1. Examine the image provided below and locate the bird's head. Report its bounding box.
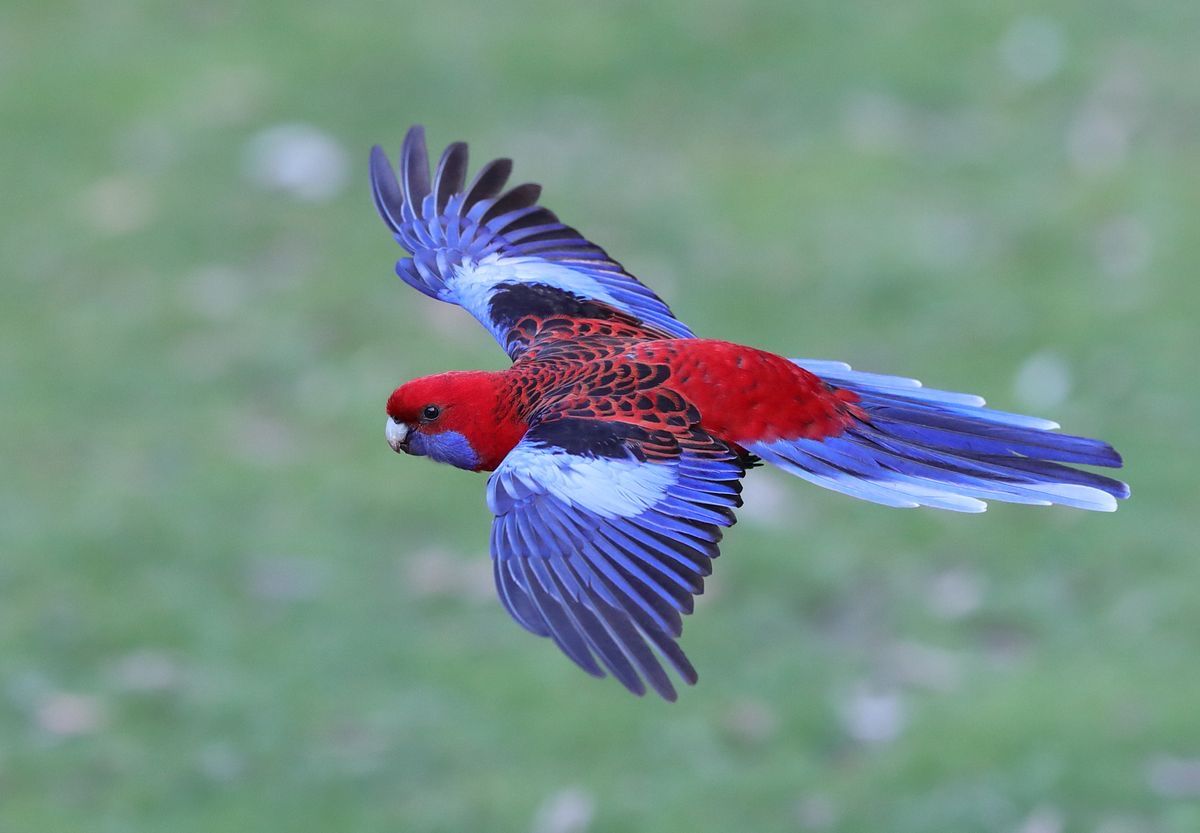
[385,371,524,472]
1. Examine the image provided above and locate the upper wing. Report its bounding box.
[370,126,694,359]
[486,417,747,700]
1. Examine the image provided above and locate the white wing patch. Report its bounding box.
[450,253,620,322]
[488,441,676,520]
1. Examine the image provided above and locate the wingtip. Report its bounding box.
[463,157,514,209]
[401,125,427,162]
[368,144,392,181]
[368,145,405,234]
[400,124,431,210]
[433,140,470,212]
[368,144,391,189]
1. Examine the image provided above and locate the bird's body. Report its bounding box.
[371,126,1129,699]
[389,337,861,473]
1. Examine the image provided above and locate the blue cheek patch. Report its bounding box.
[410,430,481,470]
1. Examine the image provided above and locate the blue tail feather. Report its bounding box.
[863,404,1121,467]
[753,361,1130,513]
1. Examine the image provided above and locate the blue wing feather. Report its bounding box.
[370,126,694,357]
[487,419,745,700]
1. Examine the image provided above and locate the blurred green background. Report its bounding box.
[4,1,1198,831]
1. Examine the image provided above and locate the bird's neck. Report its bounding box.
[464,371,529,472]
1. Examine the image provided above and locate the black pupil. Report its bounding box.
[422,405,440,420]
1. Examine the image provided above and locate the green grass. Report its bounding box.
[4,1,1199,830]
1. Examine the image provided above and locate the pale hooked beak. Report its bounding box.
[386,418,410,453]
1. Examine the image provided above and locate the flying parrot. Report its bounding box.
[370,126,1128,700]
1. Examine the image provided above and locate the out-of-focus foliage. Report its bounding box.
[3,2,1198,831]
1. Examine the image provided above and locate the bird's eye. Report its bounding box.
[421,404,441,421]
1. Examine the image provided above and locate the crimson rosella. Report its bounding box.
[371,126,1128,700]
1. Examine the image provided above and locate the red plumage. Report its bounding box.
[637,340,864,445]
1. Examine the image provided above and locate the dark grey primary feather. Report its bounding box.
[433,141,469,214]
[400,125,431,215]
[481,183,543,226]
[462,158,513,209]
[368,146,404,234]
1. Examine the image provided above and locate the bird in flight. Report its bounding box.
[370,126,1128,700]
